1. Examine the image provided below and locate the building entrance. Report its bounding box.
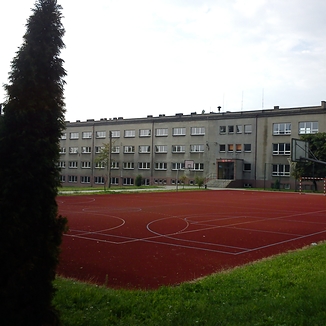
[218,161,234,180]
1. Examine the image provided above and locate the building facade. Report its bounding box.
[59,101,326,189]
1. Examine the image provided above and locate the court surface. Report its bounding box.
[57,190,326,289]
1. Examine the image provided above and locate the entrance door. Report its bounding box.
[218,162,234,180]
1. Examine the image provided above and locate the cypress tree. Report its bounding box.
[0,1,67,324]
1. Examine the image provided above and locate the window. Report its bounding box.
[61,133,67,140]
[139,129,151,137]
[244,163,251,171]
[68,161,78,169]
[81,146,91,153]
[155,145,167,153]
[81,161,91,169]
[138,162,150,169]
[123,162,134,169]
[236,125,242,133]
[172,162,185,170]
[124,130,135,138]
[124,146,135,153]
[244,125,252,134]
[172,145,185,153]
[273,143,290,155]
[111,161,119,169]
[111,130,120,138]
[59,147,66,154]
[272,164,290,176]
[139,145,150,153]
[191,127,205,135]
[95,162,105,169]
[111,146,120,153]
[82,131,92,139]
[193,163,204,171]
[228,125,234,133]
[155,162,167,170]
[68,175,78,183]
[95,146,104,153]
[236,144,242,152]
[219,126,226,134]
[58,161,65,168]
[190,144,204,152]
[219,144,226,152]
[299,122,318,134]
[273,123,291,135]
[123,177,134,185]
[96,131,106,139]
[111,177,119,185]
[69,147,78,154]
[155,128,168,136]
[228,144,234,152]
[70,132,79,139]
[94,176,105,184]
[172,127,186,136]
[81,176,90,184]
[60,175,66,183]
[244,144,251,152]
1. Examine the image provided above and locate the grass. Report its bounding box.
[54,242,326,325]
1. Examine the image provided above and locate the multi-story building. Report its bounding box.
[59,101,326,189]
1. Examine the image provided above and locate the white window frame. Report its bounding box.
[82,131,92,139]
[81,161,91,169]
[172,127,186,136]
[273,143,291,155]
[190,144,204,153]
[95,146,104,153]
[59,147,66,154]
[138,162,150,169]
[111,146,120,153]
[244,124,252,134]
[111,130,120,138]
[172,145,185,153]
[124,145,135,153]
[172,162,185,170]
[155,128,168,137]
[299,122,318,134]
[193,163,204,171]
[69,147,78,154]
[96,131,106,139]
[272,164,290,177]
[124,130,135,138]
[68,175,78,183]
[94,176,105,184]
[58,161,66,168]
[155,145,167,153]
[191,127,205,135]
[139,129,151,137]
[81,146,91,154]
[123,162,135,169]
[111,161,119,169]
[155,162,167,170]
[69,132,79,139]
[273,123,291,135]
[139,145,151,153]
[95,162,105,169]
[61,133,67,140]
[81,176,91,184]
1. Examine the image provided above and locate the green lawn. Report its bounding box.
[54,242,326,325]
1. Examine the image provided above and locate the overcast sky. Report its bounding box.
[1,0,326,121]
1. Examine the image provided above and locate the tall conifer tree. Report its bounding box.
[0,1,67,324]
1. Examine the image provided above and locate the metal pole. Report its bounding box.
[108,131,112,188]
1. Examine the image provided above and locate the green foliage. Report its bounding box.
[293,132,326,179]
[179,174,188,188]
[195,176,205,188]
[95,143,111,190]
[54,243,326,325]
[0,1,67,324]
[135,174,143,187]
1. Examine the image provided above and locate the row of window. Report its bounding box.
[63,127,206,140]
[58,161,205,171]
[272,122,318,135]
[220,124,252,134]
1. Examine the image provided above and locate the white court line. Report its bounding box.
[62,202,326,255]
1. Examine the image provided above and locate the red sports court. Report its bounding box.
[57,190,326,289]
